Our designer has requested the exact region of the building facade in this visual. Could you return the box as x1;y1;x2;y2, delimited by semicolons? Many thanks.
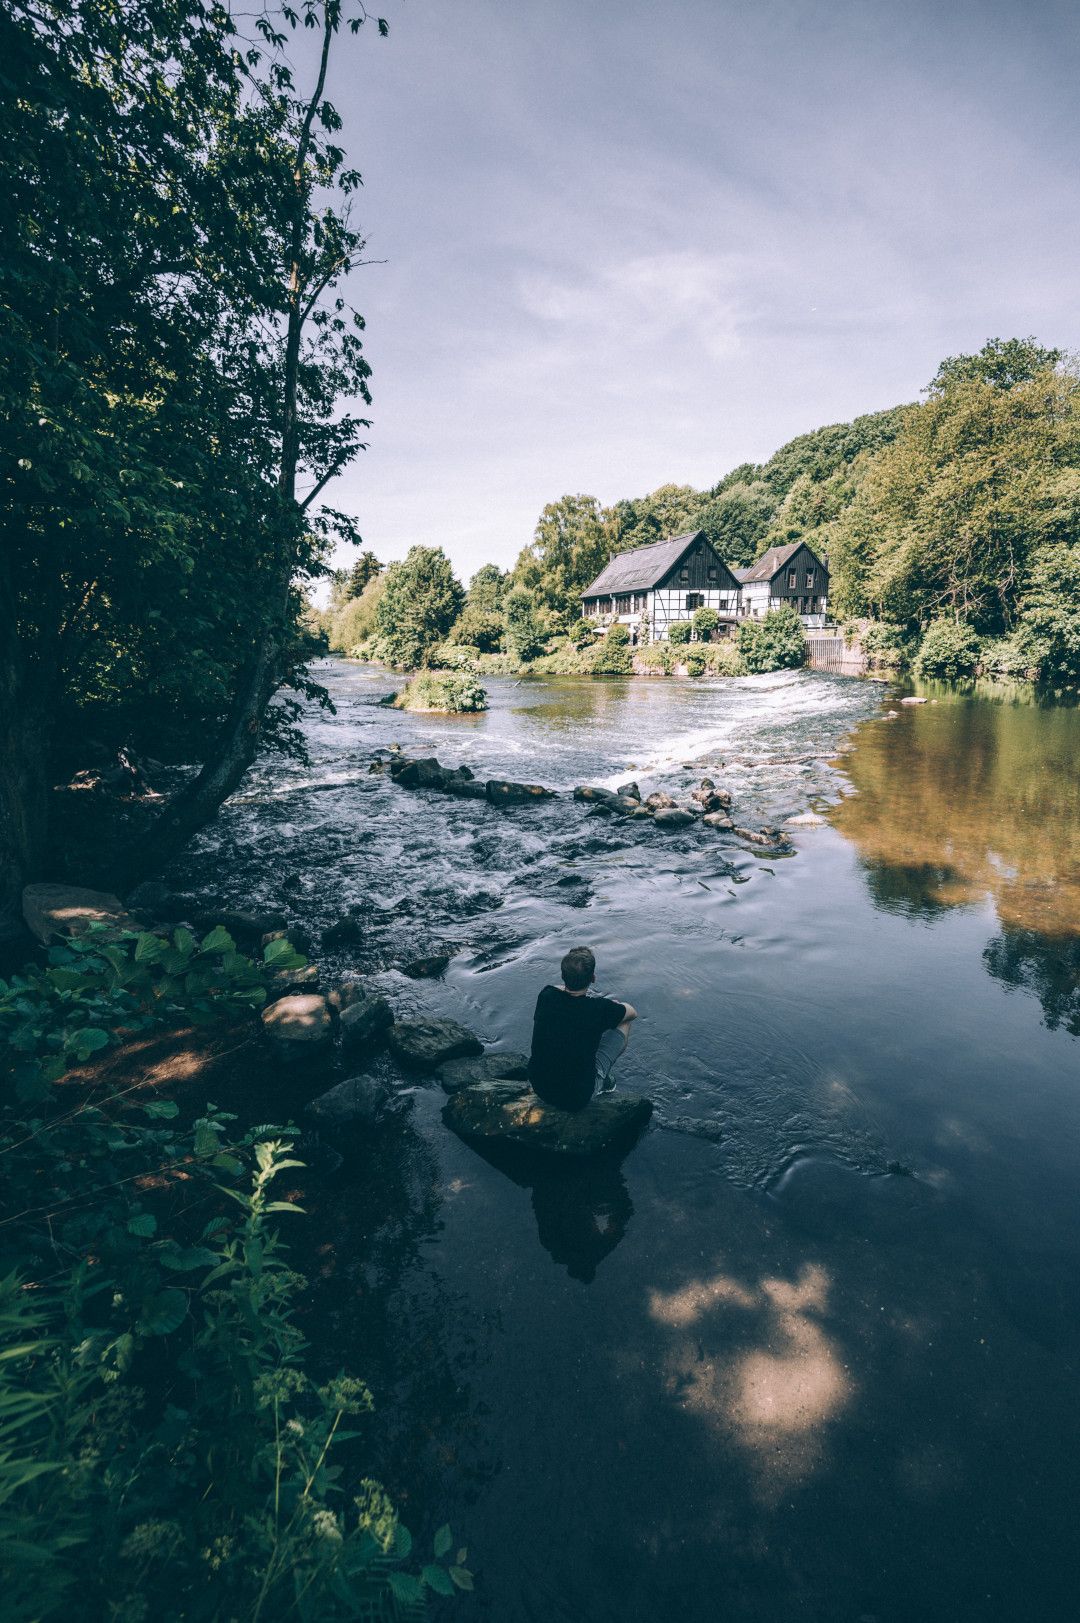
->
581;533;829;641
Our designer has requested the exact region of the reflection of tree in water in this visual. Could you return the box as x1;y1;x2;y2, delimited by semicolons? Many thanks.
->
984;929;1080;1036
861;860;961;919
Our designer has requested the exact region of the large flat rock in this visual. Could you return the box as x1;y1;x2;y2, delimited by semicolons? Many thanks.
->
22;883;136;943
437;1049;530;1095
445;1080;652;1156
261;994;332;1059
387;1018;484;1070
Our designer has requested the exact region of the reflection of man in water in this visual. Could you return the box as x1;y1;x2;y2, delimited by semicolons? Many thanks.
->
530;1159;634;1283
528;946;638;1110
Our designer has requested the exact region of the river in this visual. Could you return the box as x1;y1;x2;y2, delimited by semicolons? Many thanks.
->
174;661;1080;1623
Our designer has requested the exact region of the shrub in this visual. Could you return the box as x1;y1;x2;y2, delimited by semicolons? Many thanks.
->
913;618;981;679
684;650;707;676
667;620;692;645
860;620;913;669
393;671;488;712
691;606;720;642
504;590;547;662
701;643;749;676
449;604;504;651
569;618;596;649
636;644;674;674
737;606;807;673
527;639;596;675
979;630;1041;680
592;623;633;675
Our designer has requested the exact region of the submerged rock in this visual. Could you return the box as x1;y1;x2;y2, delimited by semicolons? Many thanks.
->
573;785;620;805
486;779;555;806
262;994;332;1059
437;1049;530;1094
785;812;826;827
392;756;447;789
193;906;287;942
702;812;735;830
900;696;928;705
616;781;641;800
445;1080;652;1156
306;1075;404;1129
644;792;676;811
402;953;451;979
321;911;364;948
388;1018;484;1070
23;883;136;943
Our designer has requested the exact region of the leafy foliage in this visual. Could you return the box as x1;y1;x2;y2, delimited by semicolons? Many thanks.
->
375;548;465;669
691;606;720;641
504;590;547;663
737;607;807;673
667;621;692;646
592;624;632;675
913;619;982;679
449;605;505;652
394;672;488;713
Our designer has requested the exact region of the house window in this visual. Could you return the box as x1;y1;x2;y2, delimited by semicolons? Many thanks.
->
686;592;704;611
788;570;797;589
679;568;689;583
707;565;718;581
615;594;631;614
806;570;815;588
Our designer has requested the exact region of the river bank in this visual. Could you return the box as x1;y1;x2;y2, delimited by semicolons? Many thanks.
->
163;660;1080;1622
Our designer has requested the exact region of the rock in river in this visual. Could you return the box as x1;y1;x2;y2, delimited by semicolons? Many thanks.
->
22;882;136;943
307;1074;403;1129
339;991;394;1051
388;1018;484;1070
402;953;451;979
262;994;332;1060
437;1049;531;1094
445;1080;653;1156
486;779;555;806
652;808;695;830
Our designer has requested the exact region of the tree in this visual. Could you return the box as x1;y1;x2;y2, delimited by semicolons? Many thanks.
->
467;563;509;611
329;573;386;653
449;604;504;652
592;622;632;674
345;550;383;599
692;606;720;641
695;481;776;566
375;546;464;669
504;589;547;663
913;619;981;679
1019;540;1080;683
512;495;610;618
928;336;1063;395
738;607;806;673
667;621;692;646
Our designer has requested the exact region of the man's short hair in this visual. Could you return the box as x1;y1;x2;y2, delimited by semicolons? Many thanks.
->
561;946;596;991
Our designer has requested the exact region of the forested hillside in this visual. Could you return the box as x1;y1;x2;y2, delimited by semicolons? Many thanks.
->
330;337;1080;687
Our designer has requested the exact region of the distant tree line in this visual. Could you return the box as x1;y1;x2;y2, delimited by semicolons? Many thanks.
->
331;336;1080;688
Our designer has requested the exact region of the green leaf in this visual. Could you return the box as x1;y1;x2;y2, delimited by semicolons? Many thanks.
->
127;1213;157;1238
159;1245;217;1271
450;1566;475;1591
385;1572;424;1606
72;1027;111;1055
422;1564;455;1597
198;926;235;954
194;1123;220;1158
134;932;165;963
141;1099;179;1119
263;936;304;966
138;1288;188;1336
433;1524;452;1559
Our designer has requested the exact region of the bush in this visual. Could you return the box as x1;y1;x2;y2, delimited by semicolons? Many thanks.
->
636;644;675;674
504;590;547;662
0;927;471;1618
979;630;1041;680
860;620;913;669
592;623;633;675
701;643;749;676
449;604;504;652
667;620;692;645
393;671;488;712
527;639;596;675
684;649;707;676
737;606;807;673
691;606;720;641
569;618;596;649
913;618;981;679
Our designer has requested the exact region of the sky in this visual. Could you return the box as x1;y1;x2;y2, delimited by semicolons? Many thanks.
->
313;0;1080;589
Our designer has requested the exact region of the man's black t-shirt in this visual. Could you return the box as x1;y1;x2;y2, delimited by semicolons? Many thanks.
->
528;986;626;1111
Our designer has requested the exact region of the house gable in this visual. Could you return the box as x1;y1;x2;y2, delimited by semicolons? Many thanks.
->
655;534;741;596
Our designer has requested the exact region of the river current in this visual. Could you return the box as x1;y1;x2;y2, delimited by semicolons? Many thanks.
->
174;661;1080;1623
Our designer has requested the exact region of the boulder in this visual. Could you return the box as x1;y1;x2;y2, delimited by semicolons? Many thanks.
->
644;792;676;811
702;812;735;830
402;953;451;979
900;696;928;705
692;789;732;813
306;1075;403;1129
437;1049;530;1094
393;757;447;789
616;781;641;801
266;964;320;994
327;977;368;1012
652;808;695;830
573;785;620;805
388;1018;484;1070
22;883;136;944
785;812;826;827
445;1080;652;1157
339;991;394;1050
443;771;488;800
734;826;789;847
261;994;332;1060
125;879;174;914
486;779;554;806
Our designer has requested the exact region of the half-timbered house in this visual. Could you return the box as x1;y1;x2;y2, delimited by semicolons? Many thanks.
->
580;531;742;642
733;541;829;627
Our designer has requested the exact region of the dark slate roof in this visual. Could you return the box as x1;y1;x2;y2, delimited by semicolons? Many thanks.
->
739;541;804;583
580;531;704;597
731;566;752;583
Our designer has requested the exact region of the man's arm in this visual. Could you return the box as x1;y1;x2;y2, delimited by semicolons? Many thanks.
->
615;1000;637;1022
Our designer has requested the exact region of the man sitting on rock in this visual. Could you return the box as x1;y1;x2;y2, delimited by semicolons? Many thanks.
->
527;946;637;1112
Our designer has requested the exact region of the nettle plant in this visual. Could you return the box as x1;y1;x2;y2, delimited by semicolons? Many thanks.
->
0;926;472;1618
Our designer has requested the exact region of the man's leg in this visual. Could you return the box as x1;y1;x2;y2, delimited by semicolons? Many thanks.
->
595;1021;630;1094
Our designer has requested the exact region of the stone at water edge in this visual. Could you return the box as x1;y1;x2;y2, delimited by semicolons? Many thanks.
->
643;792;676;811
321;912;364;948
327;978;367;1013
437;1050;531;1095
22;883;137;944
900;696;928;705
652;808;695;830
265;964;320;994
306;1075;404;1129
388;1018;484;1070
338;991;394;1051
616;781;641;801
193;906;287;941
702;812;735;830
392;757;447;790
785;812;826;827
445;1080;653;1157
261;994;332;1059
573;785;620;805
